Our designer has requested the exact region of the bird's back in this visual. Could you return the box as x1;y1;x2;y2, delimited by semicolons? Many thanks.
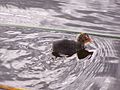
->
52;39;77;55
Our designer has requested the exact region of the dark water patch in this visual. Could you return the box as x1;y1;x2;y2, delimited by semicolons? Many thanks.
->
90;83;101;90
16;76;40;81
0;0;64;12
54;14;102;24
65;23;114;31
0;66;10;72
113;40;120;57
101;21;120;26
96;63;118;77
0;32;17;39
76;9;105;14
0;72;17;82
0;74;14;81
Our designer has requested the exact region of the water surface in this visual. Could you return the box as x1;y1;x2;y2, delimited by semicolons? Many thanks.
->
0;0;120;90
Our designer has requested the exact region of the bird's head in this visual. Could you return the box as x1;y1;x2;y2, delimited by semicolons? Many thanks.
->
77;32;92;45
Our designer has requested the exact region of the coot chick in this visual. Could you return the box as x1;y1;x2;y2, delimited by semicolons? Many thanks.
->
52;33;92;58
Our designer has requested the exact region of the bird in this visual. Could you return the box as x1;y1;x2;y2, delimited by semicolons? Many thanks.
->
52;32;93;59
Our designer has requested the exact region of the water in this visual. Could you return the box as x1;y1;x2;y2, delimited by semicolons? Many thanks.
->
0;0;120;90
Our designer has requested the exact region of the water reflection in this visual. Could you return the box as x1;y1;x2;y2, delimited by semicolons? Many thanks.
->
0;0;63;12
0;26;119;90
0;0;120;90
0;0;120;37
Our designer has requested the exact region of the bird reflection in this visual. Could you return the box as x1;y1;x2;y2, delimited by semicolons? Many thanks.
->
77;49;93;59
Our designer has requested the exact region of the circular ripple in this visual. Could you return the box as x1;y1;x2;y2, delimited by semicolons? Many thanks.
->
0;28;119;90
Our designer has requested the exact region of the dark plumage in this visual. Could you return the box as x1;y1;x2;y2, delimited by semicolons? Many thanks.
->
52;33;92;59
77;49;93;59
52;39;84;57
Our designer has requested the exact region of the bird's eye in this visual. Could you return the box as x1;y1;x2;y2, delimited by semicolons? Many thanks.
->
84;35;89;39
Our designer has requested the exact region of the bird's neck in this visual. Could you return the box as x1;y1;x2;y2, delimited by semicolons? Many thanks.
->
77;40;85;46
76;41;85;51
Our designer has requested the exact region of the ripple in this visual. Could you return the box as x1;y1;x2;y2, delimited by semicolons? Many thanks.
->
0;0;120;90
0;26;119;90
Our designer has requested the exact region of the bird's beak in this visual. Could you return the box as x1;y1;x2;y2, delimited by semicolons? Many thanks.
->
84;38;92;45
89;38;92;43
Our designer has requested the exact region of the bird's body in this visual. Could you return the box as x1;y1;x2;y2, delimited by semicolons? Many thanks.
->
52;33;93;59
52;39;84;57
